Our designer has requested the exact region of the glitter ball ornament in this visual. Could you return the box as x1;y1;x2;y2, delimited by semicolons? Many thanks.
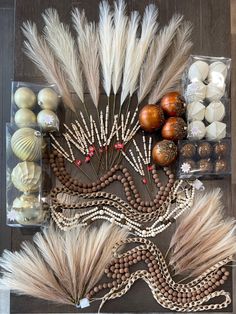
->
205;101;225;123
185;81;206;103
160;92;186;117
197;142;212;158
188;60;209;82
37;109;59;132
152;140;177;166
182;159;196;170
161;117;187;141
14;87;36;109
139;104;164;132
14;108;37;128
187;101;205;121
206;121;226;141
215;159;227;173
38;88;59;111
180;143;196;158
198;159;213;173
188;121;206;140
214;142;228;157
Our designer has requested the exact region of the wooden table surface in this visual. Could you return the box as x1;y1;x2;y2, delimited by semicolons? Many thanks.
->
0;0;235;313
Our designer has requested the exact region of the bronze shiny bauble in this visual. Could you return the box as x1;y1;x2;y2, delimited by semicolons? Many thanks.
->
161;117;187;141
198;159;213;173
180;143;196;158
214;142;228;157
197;142;212;158
139;104;165;132
215;159;227;173
160;92;186;117
152;140;177;166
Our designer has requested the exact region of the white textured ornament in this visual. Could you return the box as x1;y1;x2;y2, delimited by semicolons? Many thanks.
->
37;109;59;132
208;61;227;85
188;120;206;140
14;87;36;109
187;101;205;121
185;81;206;103
206;121;226;140
38;88;59;111
206;82;225;101
188;60;209;82
14;108;36;127
205;101;225;123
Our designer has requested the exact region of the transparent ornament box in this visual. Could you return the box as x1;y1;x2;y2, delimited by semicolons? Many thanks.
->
11;81;60;133
6;123;48;227
177;138;231;179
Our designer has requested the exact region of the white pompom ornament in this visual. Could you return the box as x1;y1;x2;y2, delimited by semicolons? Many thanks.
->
14;87;36;109
187;101;205;121
188;120;206;140
206;121;226;140
37;110;59;132
185;81;206;103
188;60;209;82
14;108;36;128
206;82;225;101
205;101;225;123
38;88;59;111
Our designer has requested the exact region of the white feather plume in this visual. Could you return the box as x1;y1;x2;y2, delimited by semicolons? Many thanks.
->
99;1;114;97
42;8;84;103
138;14;183;103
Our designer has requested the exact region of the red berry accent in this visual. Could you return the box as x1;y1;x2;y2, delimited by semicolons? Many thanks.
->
147;165;153;171
114;142;124;150
85;156;91;163
74;159;82;167
142;178;148;184
89;146;95;153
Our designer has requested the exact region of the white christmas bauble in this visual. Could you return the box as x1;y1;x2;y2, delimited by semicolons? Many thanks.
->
37;110;59;132
208;61;227;80
187;101;205;121
205;101;225;123
206;121;226;140
14;108;37;128
188;120;206;140
14;87;36;109
206;82;225;101
185;81;206;103
188;60;209;82
38;88;59;111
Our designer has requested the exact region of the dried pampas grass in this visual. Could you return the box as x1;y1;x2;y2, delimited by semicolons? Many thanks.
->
0;223;128;306
149;21;192;104
43;8;84;103
72;9;100;107
169;188;236;277
22;21;75;112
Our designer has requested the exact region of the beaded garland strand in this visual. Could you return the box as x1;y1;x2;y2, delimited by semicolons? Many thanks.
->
87;238;232;312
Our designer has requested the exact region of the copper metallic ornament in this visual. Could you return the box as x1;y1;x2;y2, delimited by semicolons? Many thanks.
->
152;140;177;166
180;143;196;158
139;104;165;132
161;117;187;141
198;159;213;173
215;159;227;173
197;142;212;158
214;142;228;157
160;92;186;117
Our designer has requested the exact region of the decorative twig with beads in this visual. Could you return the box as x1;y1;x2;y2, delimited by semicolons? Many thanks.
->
87;238;232;312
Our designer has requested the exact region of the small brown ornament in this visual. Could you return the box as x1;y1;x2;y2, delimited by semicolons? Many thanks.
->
139;104;165;132
161;92;186;117
183;159;196;170
198;159;213;173
214;142;228;157
197;142;212;158
152;140;177;166
215;159;227;173
180;143;196;158
161;117;187;141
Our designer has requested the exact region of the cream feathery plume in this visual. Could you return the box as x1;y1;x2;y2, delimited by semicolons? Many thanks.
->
0;222;128;306
112;0;128;94
121;5;158;105
168;188;236;277
72;9;100;107
99;1;114;97
138;14;183;104
22;21;75;112
42;8;84;103
148;21;192;103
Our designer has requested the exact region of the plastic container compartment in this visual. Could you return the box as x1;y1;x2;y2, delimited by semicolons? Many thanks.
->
6;123;48;227
11;81;60;133
177;138;231;179
182;55;231;141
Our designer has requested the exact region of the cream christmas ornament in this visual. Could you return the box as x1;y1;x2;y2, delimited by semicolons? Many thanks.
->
14;108;37;128
206;121;226;140
11;161;41;193
206;82;225;101
14;87;36;109
37;110;59;132
38;87;59;111
188;60;209;82
208;61;227;81
205;101;225;123
187;101;205;121
185;81;206;103
188;120;206;140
